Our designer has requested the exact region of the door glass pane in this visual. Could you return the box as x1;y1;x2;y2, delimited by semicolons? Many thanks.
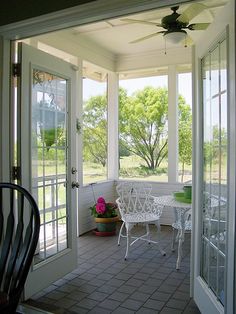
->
201;38;227;306
31;69;68;265
211;46;219;97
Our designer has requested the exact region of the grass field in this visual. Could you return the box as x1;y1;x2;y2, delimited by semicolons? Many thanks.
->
83;155;192;184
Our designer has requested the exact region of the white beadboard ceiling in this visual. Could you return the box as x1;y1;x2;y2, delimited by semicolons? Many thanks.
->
25;0;228;79
71;0;228;55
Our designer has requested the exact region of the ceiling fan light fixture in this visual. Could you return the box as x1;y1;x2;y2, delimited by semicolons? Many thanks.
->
164;30;187;44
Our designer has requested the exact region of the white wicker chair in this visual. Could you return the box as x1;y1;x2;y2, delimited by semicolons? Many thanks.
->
116;182;166;260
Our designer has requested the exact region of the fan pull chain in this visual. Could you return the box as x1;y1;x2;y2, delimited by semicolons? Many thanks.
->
184;34;187;48
164;37;167;55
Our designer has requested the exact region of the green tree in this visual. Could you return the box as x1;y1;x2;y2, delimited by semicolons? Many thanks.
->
178;96;192;182
212;126;227;160
119;86;168;170
83;86;192;176
119;88;131;159
203;126;227;169
83;95;107;167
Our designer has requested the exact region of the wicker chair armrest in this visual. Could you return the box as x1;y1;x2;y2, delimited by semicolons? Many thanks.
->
116;197;126;216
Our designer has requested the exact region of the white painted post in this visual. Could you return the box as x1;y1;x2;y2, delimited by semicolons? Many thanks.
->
168;65;178;182
107;72;119;180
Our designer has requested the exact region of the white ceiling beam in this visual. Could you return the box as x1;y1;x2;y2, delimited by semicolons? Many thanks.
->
34;31;116;72
116;47;191;72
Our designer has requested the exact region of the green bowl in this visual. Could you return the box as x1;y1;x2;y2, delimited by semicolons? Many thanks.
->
173;191;192;204
173;192;185;198
175;196;192;204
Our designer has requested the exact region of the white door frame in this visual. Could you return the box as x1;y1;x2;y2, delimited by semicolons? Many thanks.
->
193;0;235;313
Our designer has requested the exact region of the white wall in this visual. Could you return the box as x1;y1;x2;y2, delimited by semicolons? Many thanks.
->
78;180;185;235
78;181;116;235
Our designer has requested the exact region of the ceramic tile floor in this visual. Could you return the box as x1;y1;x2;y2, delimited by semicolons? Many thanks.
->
26;224;201;314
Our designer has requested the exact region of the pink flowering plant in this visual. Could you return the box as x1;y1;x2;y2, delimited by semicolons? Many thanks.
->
90;197;117;218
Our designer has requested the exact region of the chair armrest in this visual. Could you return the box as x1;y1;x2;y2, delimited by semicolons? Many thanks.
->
116;197;126;217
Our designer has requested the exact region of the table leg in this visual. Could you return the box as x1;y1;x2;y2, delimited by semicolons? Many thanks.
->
176;229;184;270
175;208;187;270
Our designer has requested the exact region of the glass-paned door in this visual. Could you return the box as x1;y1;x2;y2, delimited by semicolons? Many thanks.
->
32;70;69;263
201;38;227;306
18;43;78;298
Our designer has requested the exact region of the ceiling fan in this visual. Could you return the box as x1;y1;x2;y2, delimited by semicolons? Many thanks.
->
121;3;210;45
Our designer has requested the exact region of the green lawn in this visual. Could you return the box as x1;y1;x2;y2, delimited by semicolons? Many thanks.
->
33;151;193;185
83;155;192;184
83;161;107;184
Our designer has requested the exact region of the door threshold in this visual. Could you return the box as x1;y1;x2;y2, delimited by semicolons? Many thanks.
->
17;304;53;314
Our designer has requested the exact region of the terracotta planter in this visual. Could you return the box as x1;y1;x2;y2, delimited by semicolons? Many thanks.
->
94;216;119;235
93;229;116;236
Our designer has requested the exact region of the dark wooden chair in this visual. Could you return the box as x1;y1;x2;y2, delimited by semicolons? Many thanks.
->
0;182;40;313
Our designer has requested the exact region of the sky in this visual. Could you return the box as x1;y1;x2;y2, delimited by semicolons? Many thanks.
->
83;72;192;107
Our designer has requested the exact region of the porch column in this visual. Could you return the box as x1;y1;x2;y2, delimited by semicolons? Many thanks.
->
168;65;178;182
107;72;119;180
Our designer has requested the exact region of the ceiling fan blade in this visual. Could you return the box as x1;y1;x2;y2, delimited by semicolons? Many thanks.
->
177;3;207;24
130;31;165;44
188;23;210;30
121;18;162;27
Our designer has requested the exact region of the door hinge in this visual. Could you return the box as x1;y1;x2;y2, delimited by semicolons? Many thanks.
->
12;63;21;77
12;166;21;180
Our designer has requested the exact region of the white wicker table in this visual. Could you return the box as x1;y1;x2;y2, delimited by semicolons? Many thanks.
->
154;195;191;270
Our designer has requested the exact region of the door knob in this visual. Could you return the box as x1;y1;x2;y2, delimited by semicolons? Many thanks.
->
71;167;77;174
72;181;80;189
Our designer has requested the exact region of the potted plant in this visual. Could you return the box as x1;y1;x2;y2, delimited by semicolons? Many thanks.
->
90;197;119;236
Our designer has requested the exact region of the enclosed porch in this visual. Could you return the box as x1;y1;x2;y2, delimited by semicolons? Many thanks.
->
0;0;233;313
23;224;199;314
